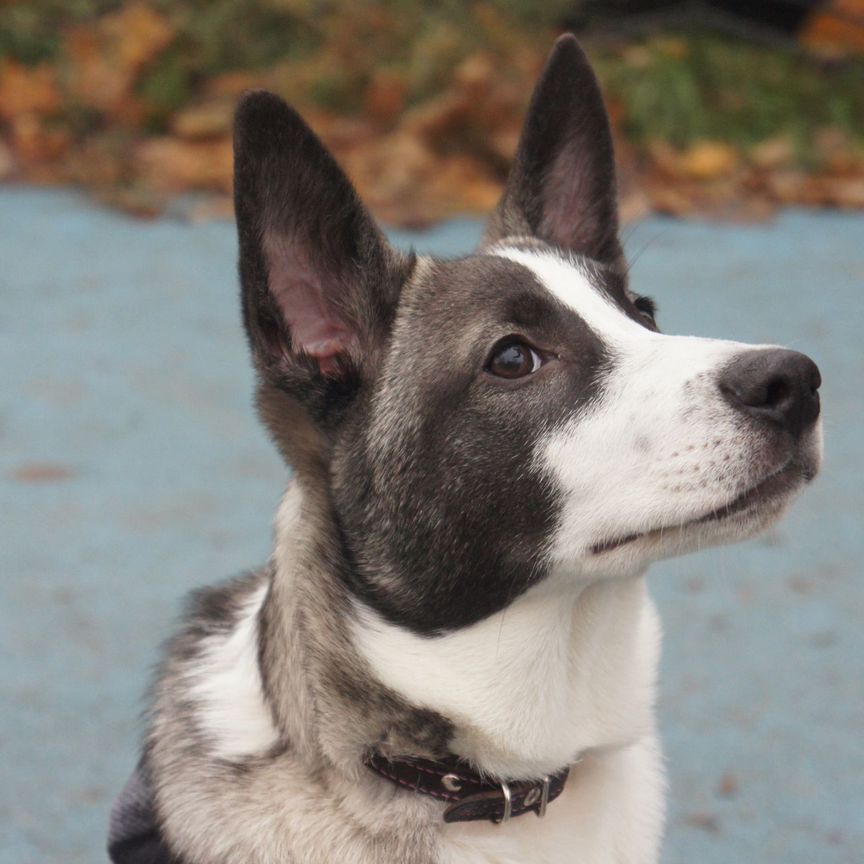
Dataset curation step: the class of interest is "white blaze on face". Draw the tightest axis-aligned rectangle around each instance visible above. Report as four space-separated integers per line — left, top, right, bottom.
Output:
494 247 786 569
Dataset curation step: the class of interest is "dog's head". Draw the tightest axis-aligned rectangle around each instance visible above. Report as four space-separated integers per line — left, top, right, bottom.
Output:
234 36 822 635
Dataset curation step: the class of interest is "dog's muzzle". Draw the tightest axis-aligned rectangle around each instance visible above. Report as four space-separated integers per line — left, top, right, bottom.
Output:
365 752 570 824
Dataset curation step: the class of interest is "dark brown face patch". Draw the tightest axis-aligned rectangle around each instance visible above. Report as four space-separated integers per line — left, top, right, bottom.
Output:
328 253 612 634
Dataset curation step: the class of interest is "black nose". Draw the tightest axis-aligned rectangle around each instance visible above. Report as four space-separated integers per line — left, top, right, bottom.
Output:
719 349 821 438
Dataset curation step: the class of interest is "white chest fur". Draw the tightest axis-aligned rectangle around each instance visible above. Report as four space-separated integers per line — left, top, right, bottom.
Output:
439 739 664 864
351 574 666 862
351 575 662 776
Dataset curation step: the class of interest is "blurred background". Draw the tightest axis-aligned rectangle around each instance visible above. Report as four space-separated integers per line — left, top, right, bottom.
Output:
1 0 863 224
2 3 863 864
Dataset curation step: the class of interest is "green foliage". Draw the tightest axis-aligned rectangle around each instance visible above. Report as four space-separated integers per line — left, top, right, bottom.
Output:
595 35 864 154
136 46 193 130
155 0 319 75
0 0 316 69
0 2 129 63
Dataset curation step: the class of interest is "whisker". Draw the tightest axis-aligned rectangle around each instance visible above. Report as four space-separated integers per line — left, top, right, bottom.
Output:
623 226 671 277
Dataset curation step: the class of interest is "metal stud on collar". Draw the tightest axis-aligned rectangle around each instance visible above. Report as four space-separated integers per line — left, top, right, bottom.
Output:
441 773 463 792
524 786 541 808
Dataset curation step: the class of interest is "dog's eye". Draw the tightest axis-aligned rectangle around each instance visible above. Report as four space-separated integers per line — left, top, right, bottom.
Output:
632 295 657 323
486 340 543 379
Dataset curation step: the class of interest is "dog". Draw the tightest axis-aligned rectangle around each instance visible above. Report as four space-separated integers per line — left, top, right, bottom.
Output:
108 34 823 864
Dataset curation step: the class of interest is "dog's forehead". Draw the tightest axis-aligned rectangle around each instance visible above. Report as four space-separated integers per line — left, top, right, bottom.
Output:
404 246 633 336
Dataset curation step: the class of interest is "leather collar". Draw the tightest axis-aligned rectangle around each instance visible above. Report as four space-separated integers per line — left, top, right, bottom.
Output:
365 752 570 824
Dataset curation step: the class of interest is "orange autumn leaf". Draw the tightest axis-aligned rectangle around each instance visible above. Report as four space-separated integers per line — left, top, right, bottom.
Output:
802 0 864 54
0 61 61 122
679 141 739 180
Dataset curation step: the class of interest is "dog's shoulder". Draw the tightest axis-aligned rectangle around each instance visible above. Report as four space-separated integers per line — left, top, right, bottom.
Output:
149 565 279 759
172 568 271 649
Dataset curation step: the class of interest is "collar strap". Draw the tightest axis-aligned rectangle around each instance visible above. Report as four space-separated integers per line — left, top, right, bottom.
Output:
365 752 570 824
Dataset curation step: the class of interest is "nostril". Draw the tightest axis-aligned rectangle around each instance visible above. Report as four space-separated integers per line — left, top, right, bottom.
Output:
764 376 791 409
720 374 788 410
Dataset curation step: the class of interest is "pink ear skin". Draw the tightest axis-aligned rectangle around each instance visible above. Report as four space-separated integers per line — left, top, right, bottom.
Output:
265 236 357 376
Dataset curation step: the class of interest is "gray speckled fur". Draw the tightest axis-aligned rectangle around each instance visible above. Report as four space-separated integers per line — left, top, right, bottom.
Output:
146 485 454 864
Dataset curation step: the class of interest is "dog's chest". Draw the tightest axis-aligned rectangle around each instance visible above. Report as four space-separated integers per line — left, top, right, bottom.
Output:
437 740 664 864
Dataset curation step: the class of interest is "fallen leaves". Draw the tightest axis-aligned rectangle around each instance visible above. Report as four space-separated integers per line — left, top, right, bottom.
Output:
319 49 527 224
64 2 173 119
802 0 864 54
171 100 235 140
10 113 70 168
0 3 862 224
641 130 864 219
0 138 14 179
0 60 61 121
678 141 739 180
363 69 408 128
749 137 794 171
135 137 234 194
11 463 75 483
717 772 740 799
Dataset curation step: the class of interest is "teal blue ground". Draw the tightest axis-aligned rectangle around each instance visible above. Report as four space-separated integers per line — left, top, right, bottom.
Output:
1 189 862 863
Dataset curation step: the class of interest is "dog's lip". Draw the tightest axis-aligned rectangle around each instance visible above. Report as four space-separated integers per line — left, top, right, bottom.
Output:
590 459 804 556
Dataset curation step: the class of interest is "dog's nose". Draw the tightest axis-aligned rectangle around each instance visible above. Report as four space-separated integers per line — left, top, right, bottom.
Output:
719 349 821 438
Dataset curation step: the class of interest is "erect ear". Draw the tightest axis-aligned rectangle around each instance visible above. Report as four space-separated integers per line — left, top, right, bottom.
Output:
482 35 622 267
233 91 411 407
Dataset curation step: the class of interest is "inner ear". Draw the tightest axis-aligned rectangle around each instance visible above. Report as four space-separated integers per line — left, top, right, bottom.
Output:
482 34 622 267
264 235 356 375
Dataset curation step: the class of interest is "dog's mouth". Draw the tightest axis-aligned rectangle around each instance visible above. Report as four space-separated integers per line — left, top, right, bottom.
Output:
590 460 809 556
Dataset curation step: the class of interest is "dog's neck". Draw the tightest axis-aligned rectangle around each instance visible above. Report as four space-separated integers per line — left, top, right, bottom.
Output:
263 482 661 781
